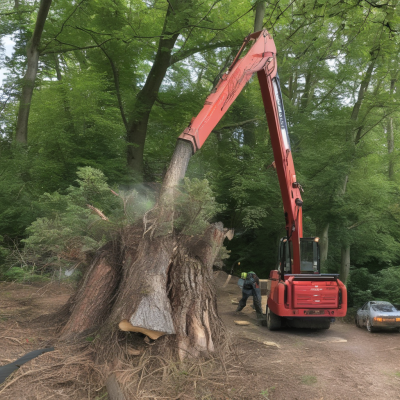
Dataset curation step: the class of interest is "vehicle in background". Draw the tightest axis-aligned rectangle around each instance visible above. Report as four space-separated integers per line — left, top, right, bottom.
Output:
355 301 400 333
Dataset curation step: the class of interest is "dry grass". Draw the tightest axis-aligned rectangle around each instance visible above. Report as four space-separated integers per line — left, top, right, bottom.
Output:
0 345 104 400
0 283 262 400
0 330 259 400
113 340 252 399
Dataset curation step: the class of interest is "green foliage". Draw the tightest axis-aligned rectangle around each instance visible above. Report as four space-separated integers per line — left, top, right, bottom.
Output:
21 167 122 272
174 178 223 235
348 266 400 307
347 268 374 308
1 266 50 283
374 267 400 304
1 0 400 285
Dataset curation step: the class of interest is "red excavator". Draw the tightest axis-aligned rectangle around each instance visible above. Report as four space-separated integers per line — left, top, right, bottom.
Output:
178 29 347 330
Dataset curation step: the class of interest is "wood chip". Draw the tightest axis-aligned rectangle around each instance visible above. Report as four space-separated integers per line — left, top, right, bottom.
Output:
263 341 281 348
329 338 347 343
231 300 239 305
234 320 250 326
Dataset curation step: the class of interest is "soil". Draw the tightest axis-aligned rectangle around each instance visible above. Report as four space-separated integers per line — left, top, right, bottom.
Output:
1 275 400 399
215 271 400 400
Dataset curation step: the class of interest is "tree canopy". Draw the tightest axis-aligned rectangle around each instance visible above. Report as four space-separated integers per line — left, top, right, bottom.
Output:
1 0 400 307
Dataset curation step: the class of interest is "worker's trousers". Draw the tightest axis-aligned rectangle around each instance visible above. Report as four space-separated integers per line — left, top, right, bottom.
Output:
237 287 263 316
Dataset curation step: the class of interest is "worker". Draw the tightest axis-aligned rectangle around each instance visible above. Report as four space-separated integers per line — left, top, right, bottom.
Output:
236 271 263 319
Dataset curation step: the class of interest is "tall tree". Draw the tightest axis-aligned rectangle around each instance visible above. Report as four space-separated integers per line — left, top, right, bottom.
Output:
15 0 52 144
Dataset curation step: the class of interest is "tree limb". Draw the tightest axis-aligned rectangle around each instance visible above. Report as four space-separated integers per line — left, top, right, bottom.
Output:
213 118 260 133
170 40 236 65
40 0 88 54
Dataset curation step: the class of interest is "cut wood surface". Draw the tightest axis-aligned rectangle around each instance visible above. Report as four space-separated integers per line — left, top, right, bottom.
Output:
118 319 166 340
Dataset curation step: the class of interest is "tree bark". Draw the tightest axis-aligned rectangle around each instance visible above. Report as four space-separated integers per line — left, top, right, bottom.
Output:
59 241 124 340
126 4 180 174
350 55 378 124
340 244 350 285
253 1 266 32
54 54 62 81
387 78 396 180
15 0 52 144
300 69 313 110
318 223 329 269
242 1 266 149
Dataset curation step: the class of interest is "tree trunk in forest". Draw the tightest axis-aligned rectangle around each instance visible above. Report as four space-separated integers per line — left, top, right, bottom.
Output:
242 0 266 148
126 4 180 174
335 52 378 278
351 49 379 136
387 78 396 180
54 55 62 81
340 244 350 285
253 1 266 32
300 69 313 110
387 116 395 180
15 0 52 144
318 223 329 269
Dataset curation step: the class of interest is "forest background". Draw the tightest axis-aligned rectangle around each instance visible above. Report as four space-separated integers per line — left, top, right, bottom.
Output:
1 0 400 308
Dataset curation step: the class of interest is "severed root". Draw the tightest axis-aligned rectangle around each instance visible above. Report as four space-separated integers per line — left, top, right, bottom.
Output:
118 320 166 340
222 274 232 287
127 347 141 356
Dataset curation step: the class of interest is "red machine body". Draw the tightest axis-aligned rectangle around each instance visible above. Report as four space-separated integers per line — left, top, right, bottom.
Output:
178 30 347 328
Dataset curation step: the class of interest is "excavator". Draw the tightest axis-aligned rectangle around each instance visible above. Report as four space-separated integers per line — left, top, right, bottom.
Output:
178 29 347 330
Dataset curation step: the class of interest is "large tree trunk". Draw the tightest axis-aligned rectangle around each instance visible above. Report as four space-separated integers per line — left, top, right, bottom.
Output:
317 223 329 269
253 1 266 32
340 244 350 285
126 3 180 174
59 241 124 340
15 0 52 144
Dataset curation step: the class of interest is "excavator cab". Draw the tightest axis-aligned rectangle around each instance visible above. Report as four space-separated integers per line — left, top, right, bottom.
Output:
300 238 320 273
279 237 320 276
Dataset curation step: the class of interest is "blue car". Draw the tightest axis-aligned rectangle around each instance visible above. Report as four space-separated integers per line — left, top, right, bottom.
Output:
355 301 400 332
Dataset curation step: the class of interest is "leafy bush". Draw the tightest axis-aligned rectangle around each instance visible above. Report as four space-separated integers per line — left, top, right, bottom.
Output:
347 268 374 308
1 266 50 283
17 166 154 276
347 266 400 308
373 266 400 304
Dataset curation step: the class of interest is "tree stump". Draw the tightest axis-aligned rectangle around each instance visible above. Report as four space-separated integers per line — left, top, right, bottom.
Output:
58 140 229 359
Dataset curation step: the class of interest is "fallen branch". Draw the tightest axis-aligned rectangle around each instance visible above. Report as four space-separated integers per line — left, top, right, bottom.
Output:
87 204 109 221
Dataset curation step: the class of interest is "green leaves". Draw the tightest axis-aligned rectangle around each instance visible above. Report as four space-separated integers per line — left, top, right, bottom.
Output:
174 177 222 235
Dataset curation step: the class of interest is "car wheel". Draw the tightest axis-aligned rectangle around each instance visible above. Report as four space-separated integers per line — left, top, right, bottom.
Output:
266 307 281 331
366 319 375 333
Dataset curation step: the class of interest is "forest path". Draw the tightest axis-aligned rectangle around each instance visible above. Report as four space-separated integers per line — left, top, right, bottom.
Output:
1 279 399 399
215 272 400 400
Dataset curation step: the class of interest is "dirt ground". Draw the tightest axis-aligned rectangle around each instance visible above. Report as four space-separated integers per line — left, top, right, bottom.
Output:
216 272 400 400
1 276 400 400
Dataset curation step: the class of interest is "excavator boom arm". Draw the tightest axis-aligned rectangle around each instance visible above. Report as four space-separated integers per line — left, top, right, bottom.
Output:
178 29 303 271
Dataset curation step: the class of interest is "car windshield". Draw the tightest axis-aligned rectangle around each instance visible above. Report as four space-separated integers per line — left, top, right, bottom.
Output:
371 304 397 312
